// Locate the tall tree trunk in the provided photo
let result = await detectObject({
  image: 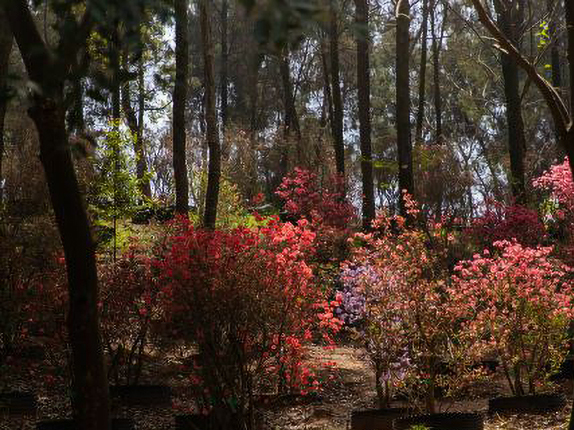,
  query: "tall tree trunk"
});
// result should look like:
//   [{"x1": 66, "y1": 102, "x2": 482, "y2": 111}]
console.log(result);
[
  {"x1": 549, "y1": 0, "x2": 562, "y2": 91},
  {"x1": 201, "y1": 0, "x2": 220, "y2": 229},
  {"x1": 415, "y1": 0, "x2": 428, "y2": 145},
  {"x1": 0, "y1": 8, "x2": 12, "y2": 203},
  {"x1": 396, "y1": 0, "x2": 414, "y2": 215},
  {"x1": 495, "y1": 0, "x2": 527, "y2": 203},
  {"x1": 2, "y1": 2, "x2": 111, "y2": 429},
  {"x1": 355, "y1": 0, "x2": 376, "y2": 229},
  {"x1": 329, "y1": 0, "x2": 345, "y2": 180},
  {"x1": 110, "y1": 21, "x2": 121, "y2": 122},
  {"x1": 173, "y1": 0, "x2": 189, "y2": 214},
  {"x1": 121, "y1": 25, "x2": 151, "y2": 200},
  {"x1": 122, "y1": 60, "x2": 151, "y2": 199},
  {"x1": 68, "y1": 78, "x2": 85, "y2": 134},
  {"x1": 279, "y1": 50, "x2": 302, "y2": 172},
  {"x1": 220, "y1": 0, "x2": 228, "y2": 134},
  {"x1": 430, "y1": 0, "x2": 444, "y2": 144}
]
